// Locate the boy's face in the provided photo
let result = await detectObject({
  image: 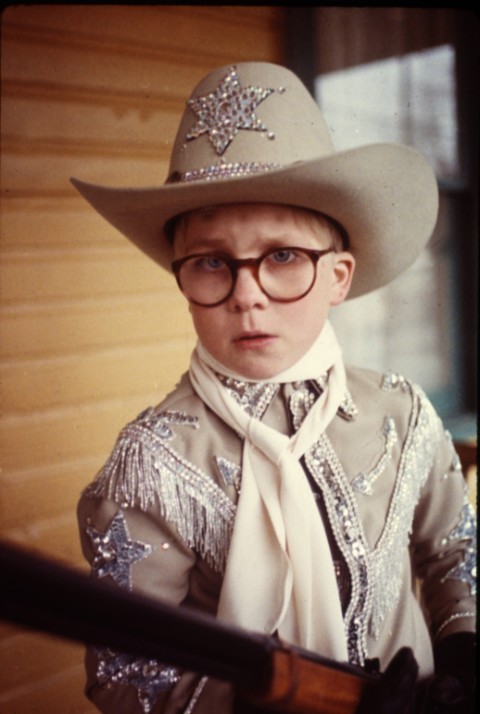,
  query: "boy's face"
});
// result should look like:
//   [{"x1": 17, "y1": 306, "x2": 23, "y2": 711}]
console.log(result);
[{"x1": 174, "y1": 203, "x2": 355, "y2": 379}]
